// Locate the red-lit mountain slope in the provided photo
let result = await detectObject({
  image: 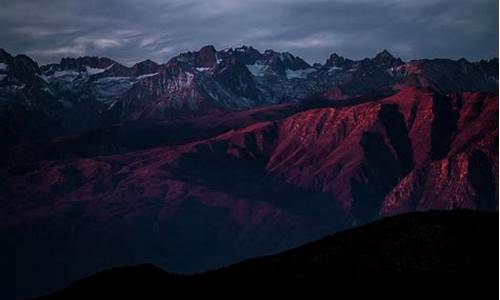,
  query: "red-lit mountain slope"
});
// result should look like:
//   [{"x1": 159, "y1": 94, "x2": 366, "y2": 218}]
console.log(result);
[{"x1": 1, "y1": 86, "x2": 496, "y2": 299}]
